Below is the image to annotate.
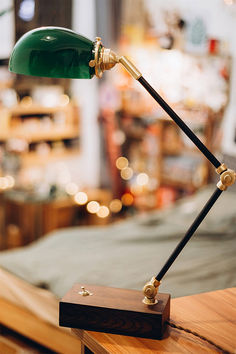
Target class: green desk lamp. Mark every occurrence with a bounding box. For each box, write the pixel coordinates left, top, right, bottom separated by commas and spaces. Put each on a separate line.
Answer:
9, 26, 236, 339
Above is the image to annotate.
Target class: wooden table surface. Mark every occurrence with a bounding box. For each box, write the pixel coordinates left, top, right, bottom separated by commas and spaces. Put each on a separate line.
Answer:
73, 287, 236, 353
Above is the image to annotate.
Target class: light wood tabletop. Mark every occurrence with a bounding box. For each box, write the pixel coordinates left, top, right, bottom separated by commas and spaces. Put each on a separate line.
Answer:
73, 287, 236, 353
0, 268, 235, 353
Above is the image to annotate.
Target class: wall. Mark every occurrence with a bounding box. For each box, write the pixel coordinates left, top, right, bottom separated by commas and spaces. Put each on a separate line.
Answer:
0, 0, 14, 59
71, 0, 100, 188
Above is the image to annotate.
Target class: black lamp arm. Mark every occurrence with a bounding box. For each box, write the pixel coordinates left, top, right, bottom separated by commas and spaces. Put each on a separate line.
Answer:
155, 187, 222, 282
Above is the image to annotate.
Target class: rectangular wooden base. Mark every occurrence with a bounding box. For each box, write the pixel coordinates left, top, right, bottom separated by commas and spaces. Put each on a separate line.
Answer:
59, 283, 170, 340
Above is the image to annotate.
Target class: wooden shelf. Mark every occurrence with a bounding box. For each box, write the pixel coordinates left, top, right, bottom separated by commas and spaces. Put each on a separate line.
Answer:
0, 126, 78, 143
9, 104, 71, 116
0, 101, 80, 187
22, 149, 80, 167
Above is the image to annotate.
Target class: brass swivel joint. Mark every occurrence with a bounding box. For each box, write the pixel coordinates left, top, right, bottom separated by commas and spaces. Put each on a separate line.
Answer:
142, 277, 160, 305
90, 37, 142, 80
216, 163, 236, 191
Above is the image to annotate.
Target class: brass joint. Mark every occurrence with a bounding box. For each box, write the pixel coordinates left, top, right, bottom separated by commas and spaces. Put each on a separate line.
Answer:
89, 37, 142, 80
90, 37, 119, 78
217, 167, 236, 191
142, 277, 160, 305
119, 56, 142, 80
216, 163, 227, 175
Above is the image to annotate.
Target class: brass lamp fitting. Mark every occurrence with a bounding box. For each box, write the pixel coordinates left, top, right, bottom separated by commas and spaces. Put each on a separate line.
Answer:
215, 163, 236, 191
89, 37, 119, 78
217, 168, 236, 191
215, 163, 227, 175
142, 277, 160, 305
90, 37, 142, 79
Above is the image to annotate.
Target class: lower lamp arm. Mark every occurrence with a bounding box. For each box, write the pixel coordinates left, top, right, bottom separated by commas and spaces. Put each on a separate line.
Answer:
143, 165, 236, 305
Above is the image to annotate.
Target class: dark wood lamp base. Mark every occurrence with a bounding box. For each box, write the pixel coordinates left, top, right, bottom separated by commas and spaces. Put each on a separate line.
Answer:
59, 283, 170, 340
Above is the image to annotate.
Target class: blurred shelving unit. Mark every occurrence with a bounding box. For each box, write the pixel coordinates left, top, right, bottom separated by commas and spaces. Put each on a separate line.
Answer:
0, 95, 82, 249
0, 101, 79, 168
1, 188, 112, 250
105, 49, 231, 209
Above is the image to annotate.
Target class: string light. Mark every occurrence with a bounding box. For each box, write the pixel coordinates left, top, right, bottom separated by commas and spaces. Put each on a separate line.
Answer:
121, 167, 133, 180
112, 130, 126, 145
87, 201, 100, 213
0, 176, 15, 190
130, 184, 145, 195
20, 96, 32, 107
0, 177, 9, 190
97, 206, 110, 218
5, 175, 15, 188
74, 192, 88, 205
121, 193, 134, 206
66, 182, 78, 195
59, 94, 70, 106
136, 173, 149, 186
109, 199, 122, 213
116, 156, 129, 170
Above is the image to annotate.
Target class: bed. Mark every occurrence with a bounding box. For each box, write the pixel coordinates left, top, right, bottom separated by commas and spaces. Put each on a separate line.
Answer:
0, 184, 235, 351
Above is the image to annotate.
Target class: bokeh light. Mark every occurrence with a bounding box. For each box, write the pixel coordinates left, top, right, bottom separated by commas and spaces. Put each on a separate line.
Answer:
121, 167, 133, 180
5, 175, 15, 188
121, 193, 134, 206
116, 156, 129, 170
66, 182, 78, 195
87, 201, 100, 213
97, 206, 110, 218
74, 192, 88, 205
136, 173, 149, 186
109, 199, 122, 213
60, 94, 70, 106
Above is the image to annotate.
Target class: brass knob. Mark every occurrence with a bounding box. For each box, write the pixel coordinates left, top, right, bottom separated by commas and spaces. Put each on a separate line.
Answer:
78, 286, 93, 296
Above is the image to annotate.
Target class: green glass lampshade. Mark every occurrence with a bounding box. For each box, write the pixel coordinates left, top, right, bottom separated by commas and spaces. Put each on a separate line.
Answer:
9, 27, 95, 79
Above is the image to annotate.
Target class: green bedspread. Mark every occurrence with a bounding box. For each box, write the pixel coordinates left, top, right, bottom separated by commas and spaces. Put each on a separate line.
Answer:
0, 185, 235, 298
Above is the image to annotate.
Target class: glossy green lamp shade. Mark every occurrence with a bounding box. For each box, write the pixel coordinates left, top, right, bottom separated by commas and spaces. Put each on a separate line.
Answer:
9, 27, 95, 79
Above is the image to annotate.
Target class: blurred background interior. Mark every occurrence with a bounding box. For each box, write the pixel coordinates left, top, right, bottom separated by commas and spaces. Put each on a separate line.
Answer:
0, 0, 235, 248
0, 0, 236, 351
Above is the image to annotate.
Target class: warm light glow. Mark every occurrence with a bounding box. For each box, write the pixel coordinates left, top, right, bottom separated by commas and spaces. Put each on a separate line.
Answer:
87, 201, 100, 213
5, 175, 15, 188
74, 192, 88, 205
20, 96, 32, 107
0, 177, 9, 190
116, 156, 128, 170
109, 199, 122, 213
121, 193, 134, 206
66, 182, 78, 195
121, 167, 133, 180
112, 130, 126, 145
136, 173, 149, 186
224, 0, 234, 5
59, 94, 70, 106
97, 205, 110, 218
130, 184, 145, 195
